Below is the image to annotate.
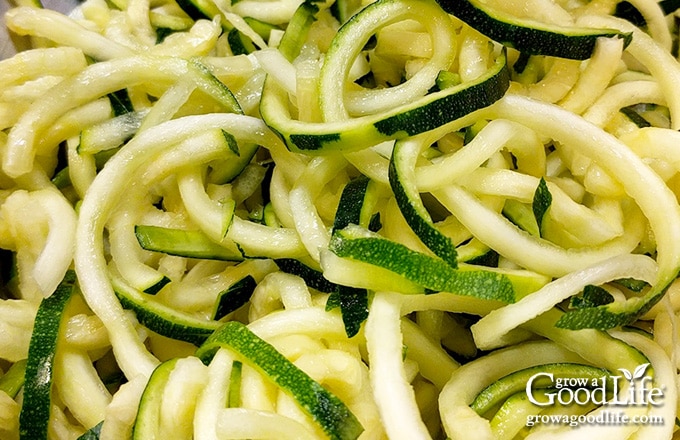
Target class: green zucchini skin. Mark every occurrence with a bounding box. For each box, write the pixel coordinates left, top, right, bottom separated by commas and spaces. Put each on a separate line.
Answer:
111, 273, 220, 345
174, 0, 213, 21
196, 321, 365, 440
260, 0, 510, 155
212, 275, 257, 320
330, 176, 375, 337
19, 271, 77, 440
329, 285, 369, 339
116, 293, 218, 345
134, 225, 244, 262
275, 258, 338, 293
389, 141, 458, 267
0, 359, 27, 399
372, 63, 510, 137
263, 54, 510, 154
333, 176, 371, 231
77, 421, 103, 440
132, 358, 180, 440
329, 226, 516, 302
436, 0, 633, 60
470, 362, 610, 415
277, 1, 320, 61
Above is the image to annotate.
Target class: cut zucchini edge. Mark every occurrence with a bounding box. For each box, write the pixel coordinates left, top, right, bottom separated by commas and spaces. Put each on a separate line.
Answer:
132, 358, 180, 440
276, 1, 320, 62
0, 359, 27, 398
436, 0, 633, 60
196, 321, 364, 440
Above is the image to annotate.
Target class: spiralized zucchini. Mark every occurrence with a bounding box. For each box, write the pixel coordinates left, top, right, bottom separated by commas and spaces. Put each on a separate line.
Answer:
2, 0, 680, 439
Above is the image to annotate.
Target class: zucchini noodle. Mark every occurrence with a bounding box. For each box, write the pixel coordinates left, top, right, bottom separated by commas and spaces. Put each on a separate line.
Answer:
3, 0, 680, 439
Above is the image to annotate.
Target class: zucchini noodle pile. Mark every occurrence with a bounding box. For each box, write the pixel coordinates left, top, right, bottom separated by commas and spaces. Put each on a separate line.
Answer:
3, 0, 680, 439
